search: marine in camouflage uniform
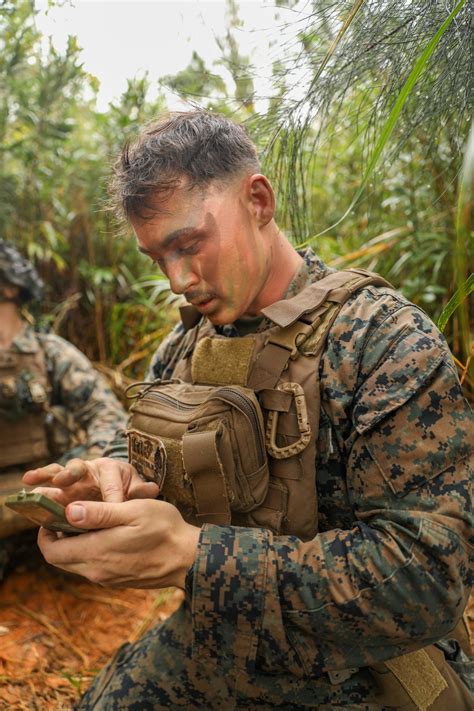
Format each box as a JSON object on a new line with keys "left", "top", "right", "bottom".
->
{"left": 82, "top": 247, "right": 473, "bottom": 710}
{"left": 0, "top": 238, "right": 127, "bottom": 540}
{"left": 24, "top": 112, "right": 470, "bottom": 709}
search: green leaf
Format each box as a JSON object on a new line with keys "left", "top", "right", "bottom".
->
{"left": 437, "top": 274, "right": 474, "bottom": 333}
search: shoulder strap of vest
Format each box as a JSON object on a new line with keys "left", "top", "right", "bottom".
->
{"left": 247, "top": 269, "right": 393, "bottom": 391}
{"left": 261, "top": 268, "right": 392, "bottom": 328}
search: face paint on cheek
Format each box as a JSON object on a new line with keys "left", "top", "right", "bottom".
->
{"left": 201, "top": 239, "right": 218, "bottom": 281}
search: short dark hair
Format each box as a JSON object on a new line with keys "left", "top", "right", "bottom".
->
{"left": 110, "top": 111, "right": 260, "bottom": 220}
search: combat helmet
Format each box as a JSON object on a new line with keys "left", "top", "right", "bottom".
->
{"left": 0, "top": 239, "right": 43, "bottom": 303}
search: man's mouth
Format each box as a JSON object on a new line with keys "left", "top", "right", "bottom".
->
{"left": 186, "top": 292, "right": 218, "bottom": 310}
{"left": 192, "top": 297, "right": 217, "bottom": 313}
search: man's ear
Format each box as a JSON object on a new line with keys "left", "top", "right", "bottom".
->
{"left": 246, "top": 174, "right": 275, "bottom": 227}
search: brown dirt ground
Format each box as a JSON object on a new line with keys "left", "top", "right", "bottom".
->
{"left": 0, "top": 546, "right": 472, "bottom": 711}
{"left": 0, "top": 545, "right": 183, "bottom": 710}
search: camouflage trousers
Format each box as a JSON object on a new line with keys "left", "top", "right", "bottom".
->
{"left": 78, "top": 599, "right": 392, "bottom": 711}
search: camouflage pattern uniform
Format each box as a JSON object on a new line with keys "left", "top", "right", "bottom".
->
{"left": 0, "top": 325, "right": 128, "bottom": 560}
{"left": 0, "top": 239, "right": 127, "bottom": 542}
{"left": 81, "top": 249, "right": 473, "bottom": 710}
{"left": 2, "top": 324, "right": 128, "bottom": 465}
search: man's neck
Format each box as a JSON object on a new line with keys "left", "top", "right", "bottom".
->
{"left": 0, "top": 302, "right": 24, "bottom": 349}
{"left": 245, "top": 226, "right": 304, "bottom": 316}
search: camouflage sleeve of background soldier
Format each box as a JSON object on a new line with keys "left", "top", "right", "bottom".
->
{"left": 189, "top": 294, "right": 473, "bottom": 678}
{"left": 39, "top": 334, "right": 128, "bottom": 461}
{"left": 103, "top": 322, "right": 187, "bottom": 460}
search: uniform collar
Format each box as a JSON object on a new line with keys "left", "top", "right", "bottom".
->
{"left": 217, "top": 248, "right": 331, "bottom": 337}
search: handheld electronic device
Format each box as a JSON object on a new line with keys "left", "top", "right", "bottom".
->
{"left": 5, "top": 491, "right": 85, "bottom": 534}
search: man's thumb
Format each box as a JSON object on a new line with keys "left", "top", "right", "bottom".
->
{"left": 66, "top": 501, "right": 127, "bottom": 529}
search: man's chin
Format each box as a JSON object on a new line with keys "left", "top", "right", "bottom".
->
{"left": 206, "top": 312, "right": 230, "bottom": 326}
{"left": 205, "top": 304, "right": 237, "bottom": 326}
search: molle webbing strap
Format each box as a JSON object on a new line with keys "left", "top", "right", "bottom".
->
{"left": 182, "top": 429, "right": 231, "bottom": 525}
{"left": 247, "top": 340, "right": 298, "bottom": 391}
{"left": 248, "top": 270, "right": 393, "bottom": 391}
{"left": 259, "top": 388, "right": 292, "bottom": 412}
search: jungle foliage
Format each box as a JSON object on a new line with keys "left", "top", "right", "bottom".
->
{"left": 0, "top": 0, "right": 472, "bottom": 395}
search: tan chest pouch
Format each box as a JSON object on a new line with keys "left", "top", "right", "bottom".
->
{"left": 127, "top": 381, "right": 269, "bottom": 525}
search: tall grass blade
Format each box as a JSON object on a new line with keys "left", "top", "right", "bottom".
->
{"left": 454, "top": 121, "right": 474, "bottom": 371}
{"left": 265, "top": 0, "right": 367, "bottom": 157}
{"left": 307, "top": 0, "right": 367, "bottom": 92}
{"left": 299, "top": 0, "right": 466, "bottom": 246}
{"left": 437, "top": 274, "right": 474, "bottom": 333}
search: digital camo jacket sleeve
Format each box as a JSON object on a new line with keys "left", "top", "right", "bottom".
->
{"left": 189, "top": 286, "right": 473, "bottom": 676}
{"left": 38, "top": 332, "right": 127, "bottom": 461}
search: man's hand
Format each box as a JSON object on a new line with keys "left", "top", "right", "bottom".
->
{"left": 22, "top": 457, "right": 159, "bottom": 506}
{"left": 38, "top": 498, "right": 200, "bottom": 590}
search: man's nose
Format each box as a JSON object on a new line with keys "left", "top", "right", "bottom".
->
{"left": 166, "top": 258, "right": 199, "bottom": 295}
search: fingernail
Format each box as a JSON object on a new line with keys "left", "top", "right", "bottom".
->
{"left": 69, "top": 504, "right": 86, "bottom": 522}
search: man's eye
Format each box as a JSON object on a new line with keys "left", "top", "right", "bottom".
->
{"left": 178, "top": 240, "right": 201, "bottom": 256}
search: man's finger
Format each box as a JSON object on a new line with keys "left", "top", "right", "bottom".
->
{"left": 37, "top": 526, "right": 93, "bottom": 568}
{"left": 51, "top": 459, "right": 90, "bottom": 487}
{"left": 37, "top": 525, "right": 124, "bottom": 583}
{"left": 94, "top": 460, "right": 141, "bottom": 503}
{"left": 32, "top": 486, "right": 71, "bottom": 506}
{"left": 127, "top": 478, "right": 160, "bottom": 499}
{"left": 38, "top": 526, "right": 60, "bottom": 547}
{"left": 23, "top": 463, "right": 64, "bottom": 484}
{"left": 65, "top": 500, "right": 136, "bottom": 530}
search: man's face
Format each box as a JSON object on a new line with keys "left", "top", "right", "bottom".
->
{"left": 131, "top": 177, "right": 273, "bottom": 325}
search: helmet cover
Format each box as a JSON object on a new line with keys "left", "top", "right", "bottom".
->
{"left": 0, "top": 239, "right": 44, "bottom": 303}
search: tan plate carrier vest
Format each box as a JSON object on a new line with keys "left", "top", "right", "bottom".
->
{"left": 129, "top": 268, "right": 393, "bottom": 539}
{"left": 127, "top": 268, "right": 472, "bottom": 710}
{"left": 0, "top": 346, "right": 51, "bottom": 469}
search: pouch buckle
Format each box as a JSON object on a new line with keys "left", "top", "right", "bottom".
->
{"left": 265, "top": 382, "right": 311, "bottom": 459}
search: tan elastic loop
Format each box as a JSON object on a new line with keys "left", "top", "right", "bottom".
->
{"left": 182, "top": 429, "right": 231, "bottom": 524}
{"left": 259, "top": 388, "right": 292, "bottom": 412}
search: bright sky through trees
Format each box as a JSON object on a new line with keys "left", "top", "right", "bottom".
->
{"left": 35, "top": 0, "right": 305, "bottom": 111}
